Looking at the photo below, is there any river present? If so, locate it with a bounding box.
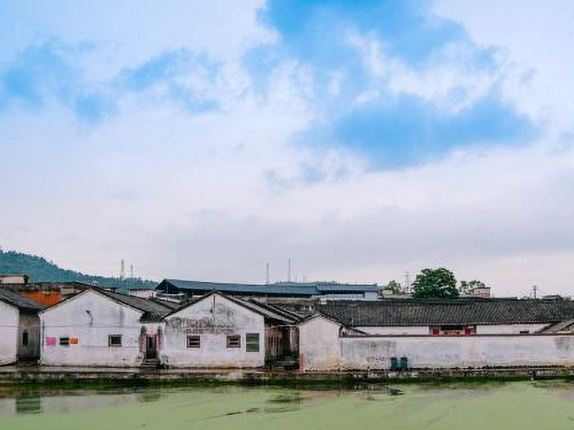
[1,381,573,429]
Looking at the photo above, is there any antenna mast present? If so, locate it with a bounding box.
[265,263,270,285]
[287,259,292,282]
[120,259,125,280]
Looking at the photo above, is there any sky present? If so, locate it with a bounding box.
[1,0,574,296]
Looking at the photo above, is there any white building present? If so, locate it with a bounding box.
[162,292,298,368]
[128,287,157,299]
[299,298,574,371]
[0,274,29,284]
[40,288,173,367]
[0,289,43,365]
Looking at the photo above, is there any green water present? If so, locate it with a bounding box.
[1,382,574,429]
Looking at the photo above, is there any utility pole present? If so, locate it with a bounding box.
[265,263,270,285]
[532,285,538,299]
[120,259,125,280]
[130,263,134,279]
[405,271,411,293]
[287,259,292,283]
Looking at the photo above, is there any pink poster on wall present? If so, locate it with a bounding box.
[46,337,57,345]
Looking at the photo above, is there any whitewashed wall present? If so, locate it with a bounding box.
[162,294,266,367]
[0,300,19,365]
[40,290,145,367]
[339,335,574,369]
[357,324,550,335]
[356,326,429,335]
[299,316,574,371]
[475,324,549,334]
[299,316,342,370]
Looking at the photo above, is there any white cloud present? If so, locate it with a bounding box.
[434,0,574,136]
[347,30,502,114]
[2,1,574,298]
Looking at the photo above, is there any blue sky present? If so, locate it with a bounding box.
[1,1,574,295]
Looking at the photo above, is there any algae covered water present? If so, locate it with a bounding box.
[1,381,574,430]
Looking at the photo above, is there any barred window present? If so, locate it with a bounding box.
[227,335,241,348]
[187,335,201,348]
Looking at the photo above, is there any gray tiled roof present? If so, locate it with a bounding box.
[318,298,574,326]
[157,279,378,297]
[224,295,298,324]
[0,288,44,311]
[96,289,172,322]
[150,297,181,310]
[168,292,299,325]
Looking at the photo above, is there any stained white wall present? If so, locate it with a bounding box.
[356,326,429,335]
[299,316,342,370]
[475,324,549,334]
[0,300,19,365]
[162,294,266,367]
[357,324,550,335]
[339,335,574,369]
[299,316,574,370]
[40,290,145,367]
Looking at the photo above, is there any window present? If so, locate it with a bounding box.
[227,335,241,348]
[442,326,464,336]
[187,335,201,348]
[22,331,29,346]
[431,325,475,336]
[108,335,122,347]
[59,337,70,346]
[520,330,530,334]
[246,333,260,352]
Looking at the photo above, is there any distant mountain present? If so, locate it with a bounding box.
[0,251,156,291]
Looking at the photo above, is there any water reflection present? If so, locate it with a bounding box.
[0,387,163,417]
[1,381,574,430]
[0,385,409,418]
[15,393,42,415]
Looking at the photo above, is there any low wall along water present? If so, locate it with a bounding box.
[339,334,574,369]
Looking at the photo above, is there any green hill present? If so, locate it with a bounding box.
[0,250,156,291]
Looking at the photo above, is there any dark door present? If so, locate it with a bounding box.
[145,335,157,359]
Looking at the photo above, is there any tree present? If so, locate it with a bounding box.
[411,268,459,299]
[383,280,403,295]
[459,279,486,295]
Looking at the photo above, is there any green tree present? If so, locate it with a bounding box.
[383,280,403,295]
[459,279,486,295]
[412,268,459,299]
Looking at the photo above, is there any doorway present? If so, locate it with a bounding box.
[145,335,157,360]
